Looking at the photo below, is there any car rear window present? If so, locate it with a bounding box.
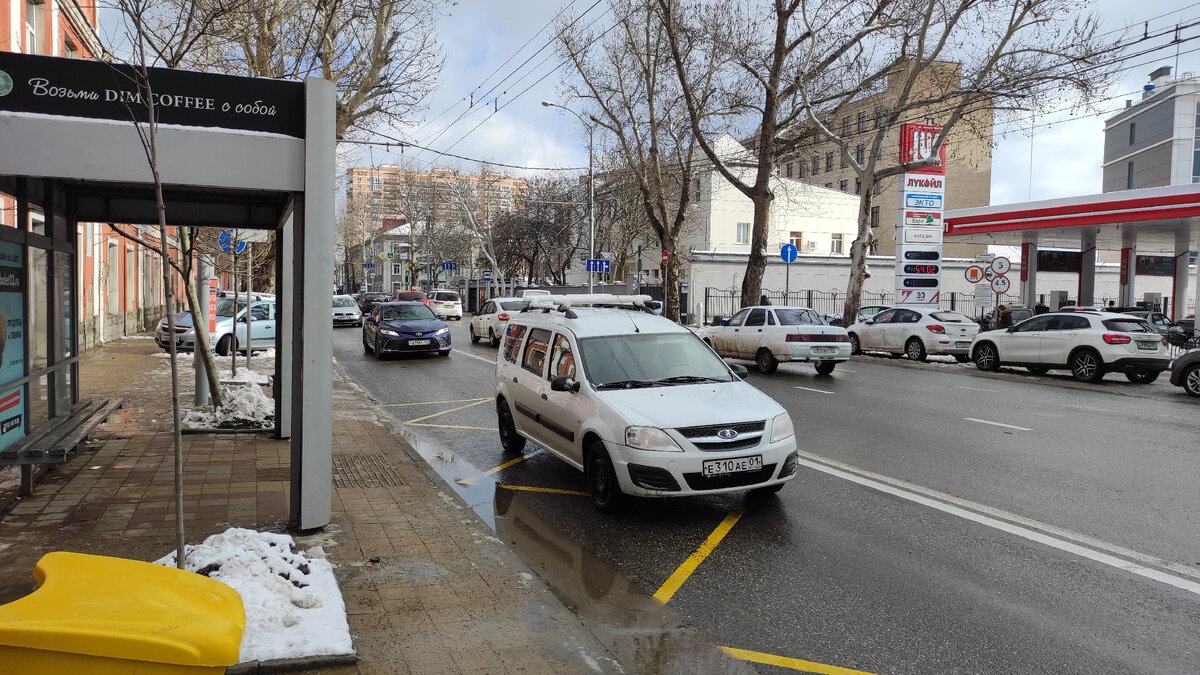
[433,292,460,302]
[930,312,971,322]
[774,308,823,325]
[499,301,524,311]
[394,292,426,301]
[1103,319,1154,333]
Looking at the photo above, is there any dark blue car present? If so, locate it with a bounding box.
[363,301,451,358]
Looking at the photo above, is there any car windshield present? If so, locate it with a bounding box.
[215,298,248,316]
[578,332,732,387]
[333,296,358,308]
[380,304,436,321]
[774,308,824,325]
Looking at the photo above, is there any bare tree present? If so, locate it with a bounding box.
[558,0,722,322]
[336,190,383,292]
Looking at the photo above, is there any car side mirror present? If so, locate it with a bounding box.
[367,315,377,323]
[550,375,580,393]
[729,364,749,378]
[864,319,875,325]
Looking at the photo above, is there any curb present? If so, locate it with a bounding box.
[227,653,359,674]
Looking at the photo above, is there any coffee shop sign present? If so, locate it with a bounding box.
[28,78,277,115]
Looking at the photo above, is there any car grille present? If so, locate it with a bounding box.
[683,464,777,490]
[675,420,765,452]
[627,464,681,491]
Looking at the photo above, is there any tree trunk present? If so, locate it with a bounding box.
[844,188,876,326]
[740,195,771,308]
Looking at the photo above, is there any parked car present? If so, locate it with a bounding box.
[470,297,525,347]
[494,293,796,512]
[1177,314,1195,337]
[428,289,463,320]
[856,304,891,323]
[698,305,851,375]
[362,301,451,358]
[1116,309,1183,336]
[356,292,390,315]
[978,304,1033,332]
[155,296,267,352]
[213,300,276,355]
[1168,348,1200,396]
[332,294,363,327]
[847,307,979,362]
[391,290,429,304]
[969,310,1168,383]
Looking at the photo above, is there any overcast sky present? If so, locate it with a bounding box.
[362,0,1199,207]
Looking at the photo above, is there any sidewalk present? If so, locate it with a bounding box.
[0,336,629,673]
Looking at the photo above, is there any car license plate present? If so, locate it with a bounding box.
[956,341,971,348]
[811,346,835,354]
[409,339,431,346]
[1136,341,1157,350]
[702,455,763,477]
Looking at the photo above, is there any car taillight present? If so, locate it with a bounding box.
[1103,333,1131,344]
[498,313,510,321]
[925,324,946,334]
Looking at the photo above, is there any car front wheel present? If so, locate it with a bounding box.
[755,348,779,374]
[469,324,480,343]
[849,333,861,355]
[1181,364,1200,396]
[973,343,999,371]
[1125,369,1159,384]
[1070,349,1104,383]
[586,442,624,513]
[215,335,234,356]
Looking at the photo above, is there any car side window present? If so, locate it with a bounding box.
[895,310,919,323]
[502,324,527,364]
[745,309,766,327]
[481,302,493,314]
[549,334,576,381]
[1014,316,1054,332]
[1059,316,1089,330]
[728,309,751,326]
[872,309,896,323]
[522,328,551,376]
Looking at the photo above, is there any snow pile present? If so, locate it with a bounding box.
[156,528,353,663]
[184,383,274,429]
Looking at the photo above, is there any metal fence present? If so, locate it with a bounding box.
[701,288,1023,324]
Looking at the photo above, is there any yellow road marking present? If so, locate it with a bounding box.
[456,454,532,485]
[382,397,490,407]
[403,398,491,424]
[405,423,498,431]
[721,646,876,674]
[652,509,743,603]
[498,484,589,496]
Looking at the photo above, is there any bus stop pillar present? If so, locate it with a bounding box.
[1173,230,1191,320]
[1078,229,1097,307]
[1020,233,1039,309]
[1118,230,1137,307]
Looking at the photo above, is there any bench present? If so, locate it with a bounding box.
[0,398,123,496]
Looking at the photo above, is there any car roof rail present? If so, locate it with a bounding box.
[521,294,657,318]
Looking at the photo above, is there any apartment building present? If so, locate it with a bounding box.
[1102,66,1200,191]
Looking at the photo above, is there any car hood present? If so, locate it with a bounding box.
[379,318,445,334]
[975,328,1009,339]
[596,380,783,428]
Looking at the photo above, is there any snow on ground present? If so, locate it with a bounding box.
[152,349,277,430]
[155,527,353,663]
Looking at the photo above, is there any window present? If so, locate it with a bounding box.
[1127,161,1134,189]
[873,179,882,195]
[392,263,402,275]
[745,309,766,327]
[26,0,45,54]
[1129,122,1136,145]
[857,112,866,133]
[825,153,834,171]
[811,157,820,175]
[501,323,527,363]
[841,117,850,136]
[522,328,551,376]
[855,145,865,164]
[831,234,844,254]
[64,39,79,59]
[798,162,805,178]
[549,334,576,380]
[871,206,880,228]
[789,231,803,248]
[840,153,848,169]
[825,182,833,189]
[736,222,751,244]
[786,163,793,178]
[839,179,848,192]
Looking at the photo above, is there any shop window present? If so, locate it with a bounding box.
[30,247,48,372]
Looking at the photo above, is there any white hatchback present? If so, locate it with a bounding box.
[697,305,851,375]
[470,296,525,347]
[428,290,463,320]
[494,294,797,512]
[847,307,979,362]
[970,310,1169,383]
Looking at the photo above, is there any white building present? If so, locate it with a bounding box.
[1103,66,1200,191]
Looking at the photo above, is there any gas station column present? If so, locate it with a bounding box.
[1118,229,1137,307]
[1078,228,1097,307]
[1020,232,1038,309]
[1174,229,1192,320]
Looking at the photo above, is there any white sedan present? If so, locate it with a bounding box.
[469,297,525,347]
[847,307,978,361]
[698,305,851,375]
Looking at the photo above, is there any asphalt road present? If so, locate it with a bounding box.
[333,320,1200,674]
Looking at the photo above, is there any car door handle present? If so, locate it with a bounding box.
[513,377,518,383]
[541,393,548,400]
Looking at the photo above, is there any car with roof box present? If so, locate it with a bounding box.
[494,293,797,512]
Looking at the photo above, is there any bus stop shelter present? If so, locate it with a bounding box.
[944,184,1200,318]
[0,51,335,530]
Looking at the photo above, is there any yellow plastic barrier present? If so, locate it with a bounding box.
[0,551,245,674]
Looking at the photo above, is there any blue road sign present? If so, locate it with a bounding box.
[482,270,492,280]
[586,258,610,273]
[219,229,247,254]
[441,261,457,271]
[780,243,798,263]
[362,262,375,270]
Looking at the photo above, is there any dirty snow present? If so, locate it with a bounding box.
[155,527,353,664]
[152,350,276,430]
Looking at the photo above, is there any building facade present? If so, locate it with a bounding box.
[1102,67,1200,192]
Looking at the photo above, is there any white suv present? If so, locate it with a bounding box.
[494,294,797,512]
[970,310,1169,383]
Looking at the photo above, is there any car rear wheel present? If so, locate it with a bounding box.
[469,324,480,343]
[973,343,999,371]
[755,348,779,374]
[1070,349,1104,383]
[1181,364,1200,396]
[362,331,371,353]
[215,335,234,356]
[814,362,836,376]
[905,338,927,362]
[490,329,501,348]
[1026,366,1050,375]
[1125,369,1159,384]
[586,442,624,513]
[849,333,861,355]
[497,400,526,454]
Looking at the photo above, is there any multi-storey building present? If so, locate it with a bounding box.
[1102,67,1200,191]
[344,165,526,226]
[778,60,992,259]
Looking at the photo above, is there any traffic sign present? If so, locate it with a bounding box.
[991,274,1011,294]
[219,229,246,254]
[991,256,1011,274]
[482,270,492,281]
[964,265,984,283]
[362,262,375,270]
[984,267,997,282]
[441,261,457,271]
[378,251,396,261]
[586,258,611,273]
[780,243,798,263]
[661,249,669,265]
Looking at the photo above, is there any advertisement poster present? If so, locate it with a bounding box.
[0,241,25,452]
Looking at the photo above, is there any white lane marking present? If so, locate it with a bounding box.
[965,417,1032,431]
[798,453,1200,596]
[456,349,497,366]
[836,368,856,373]
[955,385,998,393]
[794,386,835,395]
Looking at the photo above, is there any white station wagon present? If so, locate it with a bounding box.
[697,305,852,375]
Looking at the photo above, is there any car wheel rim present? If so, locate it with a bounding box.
[1074,354,1096,379]
[976,347,993,369]
[907,342,921,359]
[1187,368,1200,394]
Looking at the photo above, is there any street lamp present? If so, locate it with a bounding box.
[542,100,595,294]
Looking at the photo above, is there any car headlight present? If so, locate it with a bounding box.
[380,329,400,337]
[625,426,683,452]
[770,413,794,443]
[432,327,449,336]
